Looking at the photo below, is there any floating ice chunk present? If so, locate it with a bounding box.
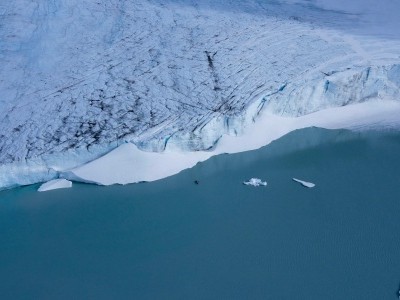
[292,178,315,188]
[38,179,72,192]
[243,178,267,187]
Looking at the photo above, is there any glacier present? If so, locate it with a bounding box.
[1,0,400,190]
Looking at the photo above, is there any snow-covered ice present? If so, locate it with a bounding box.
[38,179,72,192]
[1,0,400,189]
[243,178,267,187]
[63,142,211,185]
[292,178,316,188]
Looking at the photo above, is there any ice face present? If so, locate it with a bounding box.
[265,64,400,117]
[1,0,400,189]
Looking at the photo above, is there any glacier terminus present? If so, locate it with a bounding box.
[1,0,400,189]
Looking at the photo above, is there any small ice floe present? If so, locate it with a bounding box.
[292,178,315,188]
[243,178,267,187]
[38,179,73,192]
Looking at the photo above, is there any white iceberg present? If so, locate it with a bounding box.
[243,178,267,187]
[38,179,72,192]
[292,178,315,188]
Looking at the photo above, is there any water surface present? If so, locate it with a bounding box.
[1,128,400,299]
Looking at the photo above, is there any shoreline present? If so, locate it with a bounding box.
[63,100,400,186]
[1,100,399,191]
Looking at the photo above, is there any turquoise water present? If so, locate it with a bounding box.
[1,127,400,299]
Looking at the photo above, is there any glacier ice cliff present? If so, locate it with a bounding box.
[1,0,400,189]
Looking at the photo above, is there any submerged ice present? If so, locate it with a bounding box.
[1,0,400,189]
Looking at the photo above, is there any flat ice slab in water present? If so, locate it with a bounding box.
[292,178,315,188]
[38,179,72,192]
[243,178,267,187]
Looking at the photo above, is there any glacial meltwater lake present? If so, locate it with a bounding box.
[1,127,400,299]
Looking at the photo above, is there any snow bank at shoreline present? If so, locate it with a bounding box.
[62,100,400,186]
